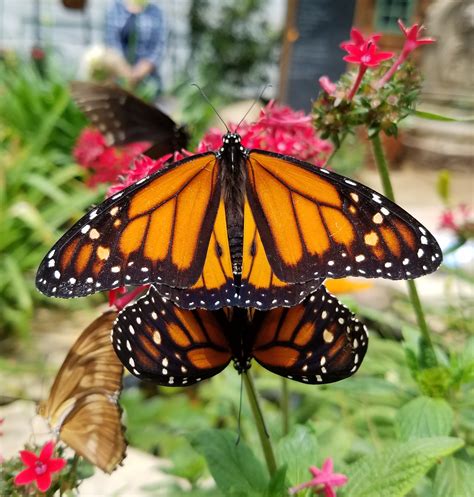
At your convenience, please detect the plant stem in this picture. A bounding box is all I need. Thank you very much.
[370,133,437,363]
[281,378,289,435]
[243,371,278,476]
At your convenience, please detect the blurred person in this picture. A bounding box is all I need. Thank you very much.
[104,0,167,96]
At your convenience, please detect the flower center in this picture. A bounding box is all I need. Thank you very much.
[35,461,47,475]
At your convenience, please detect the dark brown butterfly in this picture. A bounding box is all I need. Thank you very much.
[36,131,442,310]
[112,285,368,386]
[70,81,189,159]
[38,311,126,473]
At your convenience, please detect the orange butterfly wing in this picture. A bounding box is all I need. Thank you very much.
[154,199,235,310]
[239,199,323,309]
[246,151,442,283]
[251,285,368,384]
[36,153,220,297]
[112,286,232,385]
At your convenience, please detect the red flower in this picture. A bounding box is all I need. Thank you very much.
[342,40,393,68]
[398,20,435,52]
[73,128,150,186]
[109,285,148,310]
[14,441,66,493]
[319,76,337,95]
[289,458,348,497]
[377,20,435,87]
[340,27,382,51]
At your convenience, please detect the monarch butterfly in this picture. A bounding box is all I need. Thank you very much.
[70,81,189,159]
[36,130,442,310]
[38,311,127,473]
[112,285,368,385]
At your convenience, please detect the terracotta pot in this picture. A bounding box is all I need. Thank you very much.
[62,0,87,10]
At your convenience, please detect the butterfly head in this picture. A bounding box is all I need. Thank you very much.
[218,133,247,162]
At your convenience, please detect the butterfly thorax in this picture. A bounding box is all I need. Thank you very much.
[218,133,248,279]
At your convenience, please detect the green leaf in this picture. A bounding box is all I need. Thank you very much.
[277,425,318,486]
[190,429,268,496]
[415,110,474,122]
[433,454,474,497]
[436,170,451,204]
[396,397,454,440]
[343,437,464,497]
[266,465,287,497]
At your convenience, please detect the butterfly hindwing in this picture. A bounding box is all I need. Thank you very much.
[251,285,368,384]
[59,393,126,474]
[112,286,233,385]
[36,153,220,297]
[70,81,189,157]
[246,150,442,283]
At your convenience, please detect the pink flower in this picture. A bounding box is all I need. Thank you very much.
[74,128,150,186]
[342,40,393,68]
[340,27,382,50]
[398,20,435,52]
[377,20,435,87]
[319,76,337,95]
[341,30,393,100]
[14,441,66,493]
[199,101,333,165]
[289,458,348,497]
[439,204,473,237]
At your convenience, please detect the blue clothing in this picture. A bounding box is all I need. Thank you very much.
[105,1,167,73]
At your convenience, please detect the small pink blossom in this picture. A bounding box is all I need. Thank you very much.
[14,441,66,493]
[439,203,473,237]
[377,20,435,87]
[109,285,148,310]
[289,458,348,497]
[319,76,337,95]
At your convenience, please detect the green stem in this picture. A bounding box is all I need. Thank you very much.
[243,371,278,477]
[281,378,289,436]
[370,133,437,363]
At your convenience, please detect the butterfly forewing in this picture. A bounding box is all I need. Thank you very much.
[251,285,368,384]
[39,311,122,424]
[36,153,220,297]
[246,150,442,283]
[70,81,189,157]
[112,286,232,385]
[38,311,126,473]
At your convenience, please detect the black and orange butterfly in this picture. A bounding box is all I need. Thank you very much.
[38,312,127,473]
[36,131,442,310]
[70,81,189,159]
[112,285,368,385]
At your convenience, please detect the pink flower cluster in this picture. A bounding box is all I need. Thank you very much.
[199,100,333,165]
[439,204,473,236]
[319,21,435,100]
[73,128,150,186]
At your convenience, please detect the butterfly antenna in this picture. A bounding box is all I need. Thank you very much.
[235,373,244,446]
[236,84,272,131]
[191,83,229,132]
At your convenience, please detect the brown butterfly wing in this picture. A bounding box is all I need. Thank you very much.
[246,150,442,283]
[39,311,122,424]
[251,285,368,384]
[112,286,232,385]
[36,153,221,297]
[59,393,126,474]
[70,81,189,156]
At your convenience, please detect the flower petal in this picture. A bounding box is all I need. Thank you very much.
[36,472,52,492]
[48,458,67,473]
[19,449,38,467]
[14,467,37,486]
[39,440,54,462]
